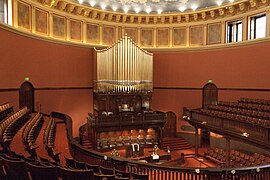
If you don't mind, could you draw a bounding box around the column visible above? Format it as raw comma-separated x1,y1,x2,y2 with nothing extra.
82,21,87,43
186,26,190,47
203,24,207,45
242,16,248,41
225,137,231,167
266,10,270,37
195,127,199,157
153,27,157,48
221,21,226,43
169,27,173,47
31,6,35,33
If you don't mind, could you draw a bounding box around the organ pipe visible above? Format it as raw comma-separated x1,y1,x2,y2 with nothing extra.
94,34,153,93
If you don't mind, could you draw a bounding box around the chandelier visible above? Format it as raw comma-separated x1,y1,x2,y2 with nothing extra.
119,0,161,3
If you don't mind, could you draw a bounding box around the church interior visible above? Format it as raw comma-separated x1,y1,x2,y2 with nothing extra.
1,0,270,179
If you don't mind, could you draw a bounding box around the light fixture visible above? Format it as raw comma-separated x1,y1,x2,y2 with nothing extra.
123,7,129,13
179,6,186,12
89,0,95,7
145,7,152,14
100,3,106,10
112,6,118,11
191,5,198,11
242,132,249,137
217,1,223,6
134,7,141,13
229,0,234,2
202,121,207,124
78,0,83,4
157,9,162,14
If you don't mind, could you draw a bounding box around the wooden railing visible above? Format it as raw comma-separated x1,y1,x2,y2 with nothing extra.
52,111,270,180
184,108,270,150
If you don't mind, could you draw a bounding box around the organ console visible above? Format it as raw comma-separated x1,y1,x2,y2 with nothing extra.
88,35,166,150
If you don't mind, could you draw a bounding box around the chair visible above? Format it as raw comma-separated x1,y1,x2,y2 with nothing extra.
74,160,86,169
26,162,58,180
132,173,148,180
1,156,29,180
58,166,94,180
65,157,76,168
93,174,115,180
85,163,99,173
100,166,114,175
115,169,130,178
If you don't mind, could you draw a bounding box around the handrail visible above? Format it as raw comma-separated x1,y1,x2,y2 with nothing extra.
52,111,270,179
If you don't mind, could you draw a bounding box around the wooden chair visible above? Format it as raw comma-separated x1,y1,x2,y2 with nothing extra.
26,162,58,180
100,166,114,175
74,160,86,169
58,166,94,180
115,169,130,178
85,163,99,173
132,173,148,180
1,156,29,180
65,157,76,168
93,174,115,180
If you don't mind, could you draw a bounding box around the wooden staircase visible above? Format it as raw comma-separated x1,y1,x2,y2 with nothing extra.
161,137,192,151
80,136,93,149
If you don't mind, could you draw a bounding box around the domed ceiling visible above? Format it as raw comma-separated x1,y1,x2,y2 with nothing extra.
80,0,236,14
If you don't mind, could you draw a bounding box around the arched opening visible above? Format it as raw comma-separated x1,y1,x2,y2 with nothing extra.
19,81,35,113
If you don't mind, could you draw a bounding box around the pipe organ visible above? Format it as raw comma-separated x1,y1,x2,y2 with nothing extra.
94,35,153,93
89,35,166,151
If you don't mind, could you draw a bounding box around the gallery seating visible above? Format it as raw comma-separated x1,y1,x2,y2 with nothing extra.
26,162,58,180
22,113,44,159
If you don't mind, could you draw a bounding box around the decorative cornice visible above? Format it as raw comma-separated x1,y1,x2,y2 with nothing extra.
34,0,270,25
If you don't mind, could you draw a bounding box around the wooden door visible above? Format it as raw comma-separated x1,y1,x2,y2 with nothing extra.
163,111,176,138
19,81,35,112
202,83,218,108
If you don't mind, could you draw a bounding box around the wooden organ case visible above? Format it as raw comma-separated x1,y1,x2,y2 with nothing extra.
88,35,167,152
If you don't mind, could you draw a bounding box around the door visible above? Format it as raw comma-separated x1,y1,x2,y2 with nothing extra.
19,81,35,113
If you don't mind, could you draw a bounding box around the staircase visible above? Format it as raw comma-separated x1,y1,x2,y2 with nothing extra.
80,135,93,149
161,137,192,151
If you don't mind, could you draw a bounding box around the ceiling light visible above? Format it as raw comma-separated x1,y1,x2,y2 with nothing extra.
179,6,186,12
100,4,106,10
78,0,83,4
123,7,129,13
134,7,141,13
89,0,95,7
112,6,117,11
217,1,222,6
191,5,198,11
145,7,152,14
229,0,234,2
157,9,162,14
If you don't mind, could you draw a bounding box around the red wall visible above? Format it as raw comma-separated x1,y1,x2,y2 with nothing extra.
1,26,270,135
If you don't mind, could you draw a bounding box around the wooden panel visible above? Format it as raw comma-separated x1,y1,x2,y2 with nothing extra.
207,23,221,45
17,1,31,30
35,9,48,35
141,29,153,47
173,27,186,46
86,23,99,44
102,26,115,46
70,19,82,41
190,26,203,46
157,28,169,47
53,15,66,38
124,28,137,43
